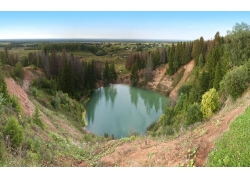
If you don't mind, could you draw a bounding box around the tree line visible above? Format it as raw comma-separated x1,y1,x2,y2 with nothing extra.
0,47,118,100
149,22,250,137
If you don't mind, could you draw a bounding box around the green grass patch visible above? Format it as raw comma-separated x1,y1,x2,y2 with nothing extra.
208,106,250,167
8,49,39,58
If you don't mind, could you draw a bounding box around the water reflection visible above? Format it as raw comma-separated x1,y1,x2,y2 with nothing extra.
86,84,168,138
104,84,117,108
130,86,139,108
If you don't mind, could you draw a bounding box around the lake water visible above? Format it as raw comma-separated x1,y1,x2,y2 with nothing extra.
85,84,168,138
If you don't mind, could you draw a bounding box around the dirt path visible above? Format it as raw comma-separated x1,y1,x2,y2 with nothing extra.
99,91,250,167
169,60,194,101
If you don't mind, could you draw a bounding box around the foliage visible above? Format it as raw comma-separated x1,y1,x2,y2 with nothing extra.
163,106,174,126
144,56,153,82
185,103,203,126
208,106,250,166
31,87,39,97
174,93,187,114
82,109,88,127
171,68,185,89
221,65,248,100
3,117,24,149
0,77,10,100
226,22,250,66
33,106,44,129
130,61,139,86
0,138,7,164
201,88,220,118
0,93,5,115
9,95,23,115
165,126,174,136
95,50,106,56
12,62,24,79
178,84,192,96
51,92,61,109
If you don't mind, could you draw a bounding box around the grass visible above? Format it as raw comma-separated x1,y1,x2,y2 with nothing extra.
8,49,39,58
208,105,250,167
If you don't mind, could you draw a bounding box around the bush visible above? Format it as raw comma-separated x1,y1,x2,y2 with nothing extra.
201,88,220,118
163,106,174,126
185,103,203,126
95,50,106,56
33,106,44,129
51,92,61,109
0,138,7,164
221,65,248,100
31,87,39,97
0,93,5,115
165,126,174,136
3,117,24,149
12,62,24,79
178,84,192,96
174,93,187,114
9,95,23,115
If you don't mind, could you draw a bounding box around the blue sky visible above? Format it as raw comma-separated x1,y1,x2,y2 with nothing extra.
0,11,250,40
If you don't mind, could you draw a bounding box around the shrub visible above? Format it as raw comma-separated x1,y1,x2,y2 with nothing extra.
31,87,39,97
201,88,220,118
163,106,174,126
3,117,24,149
178,84,192,96
165,126,174,135
0,93,5,115
33,106,44,129
9,95,23,115
51,92,61,109
174,93,187,114
0,138,7,164
95,50,106,56
221,65,248,100
185,103,203,126
12,62,24,79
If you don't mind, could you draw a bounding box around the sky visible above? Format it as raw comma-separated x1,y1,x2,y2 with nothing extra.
0,1,250,41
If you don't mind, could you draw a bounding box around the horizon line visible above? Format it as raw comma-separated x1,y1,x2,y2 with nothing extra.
0,38,195,42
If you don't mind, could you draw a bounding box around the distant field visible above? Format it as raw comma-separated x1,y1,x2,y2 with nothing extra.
2,48,130,76
7,49,40,59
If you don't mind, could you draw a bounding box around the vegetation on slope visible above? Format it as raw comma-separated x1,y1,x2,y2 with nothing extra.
208,105,250,166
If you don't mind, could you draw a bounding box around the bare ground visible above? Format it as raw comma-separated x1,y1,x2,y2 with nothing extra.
169,60,194,101
99,90,250,167
5,67,84,141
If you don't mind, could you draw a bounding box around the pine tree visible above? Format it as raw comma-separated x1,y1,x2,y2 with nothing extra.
144,55,153,81
213,62,222,91
103,61,110,83
130,61,139,86
109,61,117,82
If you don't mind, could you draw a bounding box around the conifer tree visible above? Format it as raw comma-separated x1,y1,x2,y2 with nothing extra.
109,61,117,82
213,62,222,90
130,61,139,86
103,61,110,83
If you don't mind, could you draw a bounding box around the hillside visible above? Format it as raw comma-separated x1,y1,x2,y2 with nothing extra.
1,61,247,167
98,88,250,167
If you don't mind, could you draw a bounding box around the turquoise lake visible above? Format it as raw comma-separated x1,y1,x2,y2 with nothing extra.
86,84,168,138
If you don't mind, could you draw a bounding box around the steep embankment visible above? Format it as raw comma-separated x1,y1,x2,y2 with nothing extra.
169,60,194,101
5,67,85,141
99,91,250,167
